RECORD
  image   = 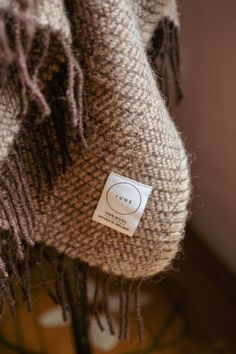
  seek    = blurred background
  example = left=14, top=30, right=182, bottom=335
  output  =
left=176, top=0, right=236, bottom=274
left=0, top=1, right=236, bottom=353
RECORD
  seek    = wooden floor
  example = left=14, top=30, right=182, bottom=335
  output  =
left=0, top=229, right=236, bottom=354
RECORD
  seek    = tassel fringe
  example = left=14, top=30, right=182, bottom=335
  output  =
left=0, top=0, right=87, bottom=260
left=148, top=18, right=183, bottom=104
left=0, top=0, right=86, bottom=142
left=0, top=240, right=145, bottom=340
left=0, top=145, right=36, bottom=262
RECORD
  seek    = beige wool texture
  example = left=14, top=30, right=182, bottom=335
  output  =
left=0, top=0, right=190, bottom=279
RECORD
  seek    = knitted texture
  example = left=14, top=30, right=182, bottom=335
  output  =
left=0, top=0, right=190, bottom=280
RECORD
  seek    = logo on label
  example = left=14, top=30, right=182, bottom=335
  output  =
left=92, top=171, right=153, bottom=237
left=106, top=182, right=142, bottom=215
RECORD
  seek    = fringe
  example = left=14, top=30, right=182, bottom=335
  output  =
left=148, top=18, right=183, bottom=104
left=16, top=48, right=83, bottom=197
left=18, top=246, right=32, bottom=312
left=0, top=0, right=87, bottom=268
left=118, top=278, right=125, bottom=339
left=134, top=279, right=145, bottom=341
left=93, top=270, right=105, bottom=331
left=52, top=251, right=68, bottom=321
left=0, top=0, right=86, bottom=141
left=0, top=0, right=87, bottom=183
left=123, top=281, right=131, bottom=340
left=36, top=247, right=59, bottom=304
left=103, top=274, right=115, bottom=335
left=0, top=145, right=36, bottom=261
left=0, top=241, right=145, bottom=340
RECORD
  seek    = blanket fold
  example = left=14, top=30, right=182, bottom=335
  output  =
left=0, top=0, right=190, bottom=340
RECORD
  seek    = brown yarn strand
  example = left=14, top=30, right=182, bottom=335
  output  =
left=14, top=17, right=51, bottom=119
left=40, top=122, right=59, bottom=182
left=93, top=270, right=104, bottom=331
left=0, top=190, right=24, bottom=260
left=60, top=36, right=77, bottom=126
left=0, top=276, right=15, bottom=315
left=0, top=14, right=14, bottom=86
left=0, top=280, right=4, bottom=318
left=13, top=143, right=37, bottom=228
left=134, top=279, right=145, bottom=341
left=73, top=58, right=87, bottom=149
left=0, top=175, right=33, bottom=247
left=4, top=159, right=35, bottom=246
left=149, top=18, right=183, bottom=104
left=59, top=36, right=87, bottom=148
left=5, top=244, right=23, bottom=288
left=118, top=278, right=125, bottom=340
left=52, top=251, right=64, bottom=303
left=37, top=246, right=59, bottom=304
left=81, top=264, right=90, bottom=327
left=0, top=257, right=7, bottom=279
left=18, top=246, right=33, bottom=312
left=71, top=261, right=81, bottom=314
left=103, top=275, right=115, bottom=335
left=76, top=263, right=90, bottom=328
left=123, top=281, right=131, bottom=340
left=54, top=254, right=68, bottom=321
left=32, top=29, right=51, bottom=88
left=0, top=247, right=14, bottom=315
left=20, top=128, right=43, bottom=199
left=31, top=124, right=54, bottom=190
left=168, top=22, right=183, bottom=102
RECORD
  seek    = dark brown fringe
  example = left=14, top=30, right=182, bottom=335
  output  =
left=36, top=246, right=59, bottom=304
left=52, top=252, right=68, bottom=321
left=0, top=0, right=83, bottom=274
left=76, top=262, right=90, bottom=329
left=0, top=241, right=146, bottom=340
left=71, top=261, right=81, bottom=314
left=0, top=144, right=36, bottom=262
left=118, top=278, right=125, bottom=339
left=0, top=0, right=87, bottom=152
left=0, top=276, right=15, bottom=316
left=0, top=193, right=24, bottom=260
left=0, top=254, right=15, bottom=316
left=5, top=243, right=26, bottom=294
left=0, top=29, right=86, bottom=270
left=5, top=243, right=32, bottom=313
left=17, top=66, right=80, bottom=200
left=93, top=270, right=105, bottom=331
left=0, top=278, right=4, bottom=318
left=123, top=281, right=131, bottom=340
left=0, top=257, right=8, bottom=279
left=148, top=18, right=183, bottom=104
left=134, top=279, right=145, bottom=341
left=13, top=15, right=51, bottom=120
left=103, top=274, right=115, bottom=335
left=0, top=3, right=86, bottom=301
left=18, top=246, right=32, bottom=312
left=19, top=128, right=43, bottom=199
left=13, top=143, right=37, bottom=229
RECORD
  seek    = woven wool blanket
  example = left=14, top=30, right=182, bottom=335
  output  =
left=0, top=0, right=190, bottom=339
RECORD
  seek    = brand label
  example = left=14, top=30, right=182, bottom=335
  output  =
left=92, top=171, right=153, bottom=236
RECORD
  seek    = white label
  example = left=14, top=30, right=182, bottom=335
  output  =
left=92, top=171, right=153, bottom=236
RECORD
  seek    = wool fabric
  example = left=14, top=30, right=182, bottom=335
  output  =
left=0, top=0, right=190, bottom=330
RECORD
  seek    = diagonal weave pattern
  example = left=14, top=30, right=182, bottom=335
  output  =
left=18, top=0, right=191, bottom=279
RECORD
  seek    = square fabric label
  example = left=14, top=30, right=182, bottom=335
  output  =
left=92, top=171, right=153, bottom=236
